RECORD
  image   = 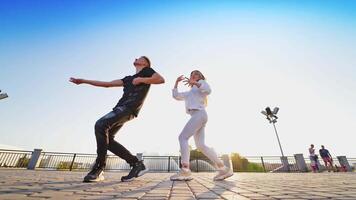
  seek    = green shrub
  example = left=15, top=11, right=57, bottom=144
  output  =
left=16, top=155, right=30, bottom=168
left=57, top=161, right=78, bottom=170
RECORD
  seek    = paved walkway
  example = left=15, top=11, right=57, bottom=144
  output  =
left=0, top=169, right=356, bottom=199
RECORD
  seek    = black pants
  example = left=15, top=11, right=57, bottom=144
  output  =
left=94, top=106, right=138, bottom=167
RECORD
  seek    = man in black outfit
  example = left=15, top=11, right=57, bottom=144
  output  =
left=70, top=56, right=165, bottom=182
left=319, top=145, right=333, bottom=172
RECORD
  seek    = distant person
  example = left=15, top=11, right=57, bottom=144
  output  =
left=170, top=70, right=233, bottom=181
left=319, top=145, right=333, bottom=172
left=309, top=144, right=319, bottom=172
left=70, top=56, right=165, bottom=182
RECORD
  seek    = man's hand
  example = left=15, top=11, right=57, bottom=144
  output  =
left=134, top=73, right=165, bottom=85
left=70, top=77, right=84, bottom=85
left=132, top=77, right=144, bottom=85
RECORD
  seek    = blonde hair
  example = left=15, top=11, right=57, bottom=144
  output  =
left=191, top=70, right=208, bottom=106
left=190, top=70, right=205, bottom=81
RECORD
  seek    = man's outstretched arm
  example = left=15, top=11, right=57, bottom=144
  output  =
left=70, top=77, right=123, bottom=88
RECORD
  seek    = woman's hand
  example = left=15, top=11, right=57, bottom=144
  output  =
left=183, top=79, right=199, bottom=87
left=176, top=75, right=186, bottom=83
left=174, top=75, right=187, bottom=88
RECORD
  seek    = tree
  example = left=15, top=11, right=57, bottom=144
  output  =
left=190, top=149, right=209, bottom=161
left=231, top=153, right=264, bottom=172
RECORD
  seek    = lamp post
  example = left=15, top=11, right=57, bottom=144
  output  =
left=261, top=107, right=289, bottom=171
left=0, top=90, right=8, bottom=100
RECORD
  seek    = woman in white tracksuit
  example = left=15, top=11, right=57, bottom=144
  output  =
left=170, top=70, right=233, bottom=181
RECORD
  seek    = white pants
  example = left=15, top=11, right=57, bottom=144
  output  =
left=179, top=109, right=222, bottom=166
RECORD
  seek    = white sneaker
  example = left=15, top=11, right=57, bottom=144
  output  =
left=83, top=170, right=105, bottom=182
left=213, top=166, right=233, bottom=181
left=170, top=168, right=193, bottom=181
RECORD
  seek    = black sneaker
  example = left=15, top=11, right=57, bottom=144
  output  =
left=83, top=166, right=105, bottom=182
left=121, top=161, right=148, bottom=182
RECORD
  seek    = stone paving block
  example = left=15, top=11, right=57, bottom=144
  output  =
left=75, top=191, right=107, bottom=196
left=119, top=191, right=146, bottom=198
left=0, top=193, right=30, bottom=200
left=79, top=195, right=118, bottom=200
left=169, top=197, right=196, bottom=200
left=171, top=189, right=193, bottom=194
left=170, top=193, right=195, bottom=197
left=248, top=197, right=275, bottom=200
left=147, top=189, right=170, bottom=194
left=0, top=190, right=34, bottom=195
left=220, top=194, right=250, bottom=200
left=140, top=197, right=168, bottom=200
left=270, top=195, right=300, bottom=199
left=142, top=193, right=169, bottom=197
left=294, top=195, right=329, bottom=199
left=28, top=191, right=75, bottom=199
left=213, top=190, right=236, bottom=196
left=194, top=192, right=220, bottom=199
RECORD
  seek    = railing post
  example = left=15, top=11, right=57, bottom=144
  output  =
left=261, top=157, right=266, bottom=172
left=167, top=156, right=171, bottom=172
left=27, top=149, right=42, bottom=170
left=196, top=159, right=199, bottom=172
left=280, top=156, right=290, bottom=172
left=178, top=156, right=182, bottom=168
left=337, top=156, right=352, bottom=172
left=294, top=154, right=308, bottom=172
left=69, top=154, right=77, bottom=171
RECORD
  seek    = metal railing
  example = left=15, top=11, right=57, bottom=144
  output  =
left=1, top=149, right=354, bottom=173
left=190, top=157, right=216, bottom=172
left=36, top=151, right=217, bottom=172
left=237, top=156, right=299, bottom=172
left=38, top=151, right=96, bottom=170
left=36, top=151, right=183, bottom=171
left=0, top=149, right=33, bottom=168
left=0, top=149, right=224, bottom=172
left=348, top=158, right=356, bottom=172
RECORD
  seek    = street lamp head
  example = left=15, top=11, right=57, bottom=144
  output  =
left=0, top=90, right=8, bottom=100
left=272, top=107, right=279, bottom=115
left=265, top=107, right=273, bottom=115
left=261, top=106, right=279, bottom=123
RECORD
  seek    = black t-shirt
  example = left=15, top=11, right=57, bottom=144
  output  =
left=319, top=149, right=330, bottom=158
left=114, top=67, right=156, bottom=116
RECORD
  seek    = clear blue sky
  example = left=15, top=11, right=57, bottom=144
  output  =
left=1, top=0, right=356, bottom=157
